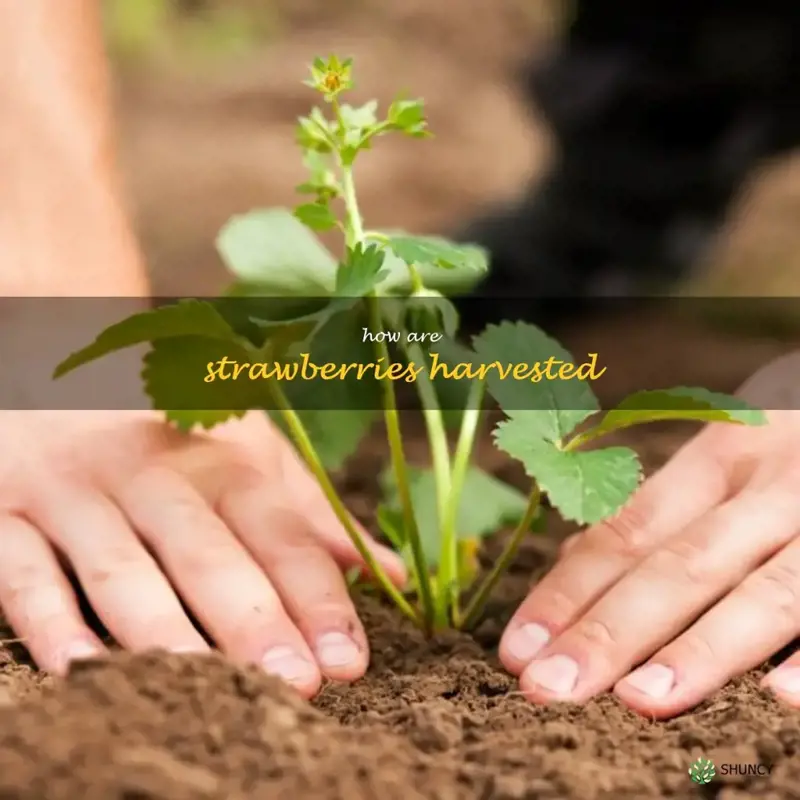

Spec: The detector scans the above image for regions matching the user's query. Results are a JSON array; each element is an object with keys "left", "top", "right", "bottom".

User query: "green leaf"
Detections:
[
  {"left": 375, "top": 504, "right": 420, "bottom": 594},
  {"left": 381, "top": 466, "right": 535, "bottom": 566},
  {"left": 213, "top": 296, "right": 330, "bottom": 352},
  {"left": 335, "top": 243, "right": 389, "bottom": 297},
  {"left": 269, "top": 408, "right": 377, "bottom": 470},
  {"left": 388, "top": 97, "right": 424, "bottom": 126},
  {"left": 368, "top": 235, "right": 487, "bottom": 296},
  {"left": 296, "top": 109, "right": 334, "bottom": 153},
  {"left": 588, "top": 387, "right": 767, "bottom": 439},
  {"left": 296, "top": 150, "right": 340, "bottom": 199},
  {"left": 381, "top": 290, "right": 459, "bottom": 340},
  {"left": 338, "top": 100, "right": 379, "bottom": 131},
  {"left": 265, "top": 309, "right": 381, "bottom": 469},
  {"left": 494, "top": 419, "right": 642, "bottom": 525},
  {"left": 216, "top": 208, "right": 338, "bottom": 295},
  {"left": 472, "top": 321, "right": 601, "bottom": 443},
  {"left": 387, "top": 96, "right": 430, "bottom": 137},
  {"left": 54, "top": 299, "right": 240, "bottom": 378},
  {"left": 143, "top": 335, "right": 264, "bottom": 431},
  {"left": 293, "top": 202, "right": 339, "bottom": 232},
  {"left": 376, "top": 504, "right": 406, "bottom": 550},
  {"left": 278, "top": 308, "right": 381, "bottom": 408},
  {"left": 387, "top": 234, "right": 488, "bottom": 273},
  {"left": 406, "top": 292, "right": 460, "bottom": 338}
]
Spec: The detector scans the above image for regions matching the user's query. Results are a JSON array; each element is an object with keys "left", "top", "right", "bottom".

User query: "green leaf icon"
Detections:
[{"left": 688, "top": 757, "right": 716, "bottom": 785}]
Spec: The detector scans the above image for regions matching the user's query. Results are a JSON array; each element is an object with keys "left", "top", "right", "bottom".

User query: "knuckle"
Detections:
[
  {"left": 175, "top": 538, "right": 244, "bottom": 574},
  {"left": 643, "top": 538, "right": 718, "bottom": 588},
  {"left": 0, "top": 564, "right": 44, "bottom": 605},
  {"left": 81, "top": 545, "right": 155, "bottom": 586},
  {"left": 302, "top": 600, "right": 358, "bottom": 628},
  {"left": 128, "top": 464, "right": 177, "bottom": 493},
  {"left": 518, "top": 587, "right": 577, "bottom": 630},
  {"left": 225, "top": 597, "right": 290, "bottom": 641},
  {"left": 271, "top": 535, "right": 325, "bottom": 559},
  {"left": 572, "top": 617, "right": 618, "bottom": 650},
  {"left": 588, "top": 505, "right": 652, "bottom": 560},
  {"left": 220, "top": 463, "right": 268, "bottom": 497},
  {"left": 741, "top": 562, "right": 800, "bottom": 624},
  {"left": 121, "top": 465, "right": 187, "bottom": 510},
  {"left": 678, "top": 630, "right": 720, "bottom": 665}
]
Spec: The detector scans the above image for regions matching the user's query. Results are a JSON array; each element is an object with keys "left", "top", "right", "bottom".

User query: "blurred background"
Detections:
[{"left": 105, "top": 0, "right": 800, "bottom": 300}]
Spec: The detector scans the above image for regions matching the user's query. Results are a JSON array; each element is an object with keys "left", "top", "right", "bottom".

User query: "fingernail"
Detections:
[
  {"left": 60, "top": 641, "right": 103, "bottom": 671},
  {"left": 315, "top": 632, "right": 361, "bottom": 669},
  {"left": 505, "top": 623, "right": 551, "bottom": 663},
  {"left": 261, "top": 646, "right": 316, "bottom": 685},
  {"left": 766, "top": 666, "right": 800, "bottom": 695},
  {"left": 170, "top": 645, "right": 209, "bottom": 655},
  {"left": 524, "top": 654, "right": 579, "bottom": 695},
  {"left": 619, "top": 664, "right": 675, "bottom": 698}
]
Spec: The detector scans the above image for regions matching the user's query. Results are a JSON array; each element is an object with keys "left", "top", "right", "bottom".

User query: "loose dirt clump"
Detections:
[{"left": 0, "top": 650, "right": 458, "bottom": 800}]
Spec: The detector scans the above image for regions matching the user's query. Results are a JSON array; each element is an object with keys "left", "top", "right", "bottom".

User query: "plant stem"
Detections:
[
  {"left": 339, "top": 168, "right": 365, "bottom": 243},
  {"left": 333, "top": 118, "right": 435, "bottom": 630},
  {"left": 457, "top": 483, "right": 542, "bottom": 631},
  {"left": 401, "top": 339, "right": 452, "bottom": 628},
  {"left": 402, "top": 341, "right": 452, "bottom": 512},
  {"left": 408, "top": 263, "right": 425, "bottom": 293},
  {"left": 366, "top": 296, "right": 435, "bottom": 631},
  {"left": 564, "top": 416, "right": 656, "bottom": 451},
  {"left": 563, "top": 427, "right": 603, "bottom": 451},
  {"left": 439, "top": 380, "right": 485, "bottom": 620},
  {"left": 266, "top": 379, "right": 421, "bottom": 626}
]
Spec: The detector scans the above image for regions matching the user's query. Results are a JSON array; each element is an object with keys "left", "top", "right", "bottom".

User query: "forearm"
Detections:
[{"left": 0, "top": 0, "right": 148, "bottom": 296}]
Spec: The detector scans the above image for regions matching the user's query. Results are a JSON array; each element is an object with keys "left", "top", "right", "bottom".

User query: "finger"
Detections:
[
  {"left": 0, "top": 514, "right": 106, "bottom": 675},
  {"left": 500, "top": 426, "right": 746, "bottom": 674},
  {"left": 274, "top": 444, "right": 407, "bottom": 586},
  {"left": 115, "top": 467, "right": 322, "bottom": 697},
  {"left": 763, "top": 649, "right": 800, "bottom": 707},
  {"left": 30, "top": 487, "right": 211, "bottom": 655},
  {"left": 558, "top": 533, "right": 580, "bottom": 559},
  {"left": 520, "top": 473, "right": 800, "bottom": 705},
  {"left": 616, "top": 529, "right": 800, "bottom": 718},
  {"left": 219, "top": 486, "right": 368, "bottom": 682}
]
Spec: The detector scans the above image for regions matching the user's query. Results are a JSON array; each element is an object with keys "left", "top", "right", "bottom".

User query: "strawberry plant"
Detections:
[{"left": 55, "top": 56, "right": 766, "bottom": 634}]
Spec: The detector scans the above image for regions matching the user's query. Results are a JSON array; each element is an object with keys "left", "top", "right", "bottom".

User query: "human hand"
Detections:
[
  {"left": 499, "top": 352, "right": 800, "bottom": 717},
  {"left": 0, "top": 410, "right": 405, "bottom": 698}
]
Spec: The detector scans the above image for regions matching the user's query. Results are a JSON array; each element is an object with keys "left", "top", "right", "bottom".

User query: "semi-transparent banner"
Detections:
[{"left": 1, "top": 296, "right": 798, "bottom": 411}]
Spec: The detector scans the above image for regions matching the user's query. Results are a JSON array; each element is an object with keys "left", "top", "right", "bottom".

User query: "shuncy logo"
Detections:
[{"left": 688, "top": 757, "right": 716, "bottom": 785}]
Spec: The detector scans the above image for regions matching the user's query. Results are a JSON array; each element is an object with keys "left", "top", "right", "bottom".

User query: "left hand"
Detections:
[{"left": 499, "top": 353, "right": 800, "bottom": 718}]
